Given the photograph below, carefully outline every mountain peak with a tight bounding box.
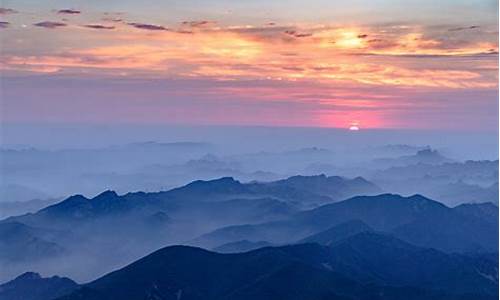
[416,148,440,156]
[187,177,242,188]
[92,190,119,200]
[286,174,328,181]
[351,176,372,184]
[407,194,447,208]
[168,177,248,197]
[15,272,42,281]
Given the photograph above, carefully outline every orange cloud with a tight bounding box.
[1,22,497,90]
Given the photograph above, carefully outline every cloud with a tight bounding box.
[176,29,194,34]
[284,30,313,38]
[181,21,217,29]
[83,24,115,30]
[57,9,81,14]
[0,8,17,14]
[0,21,9,28]
[181,20,216,28]
[127,22,168,31]
[3,21,497,91]
[448,25,480,32]
[33,21,67,29]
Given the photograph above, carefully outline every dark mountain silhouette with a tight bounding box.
[324,232,498,295]
[167,177,251,199]
[57,240,497,300]
[0,272,78,300]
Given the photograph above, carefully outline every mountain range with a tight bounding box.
[0,174,497,300]
[194,193,498,253]
[55,232,498,300]
[0,175,382,282]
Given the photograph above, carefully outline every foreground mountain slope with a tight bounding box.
[58,240,497,300]
[325,232,498,295]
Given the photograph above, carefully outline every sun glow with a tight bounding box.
[349,122,360,131]
[336,31,365,48]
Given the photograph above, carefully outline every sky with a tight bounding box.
[0,0,498,131]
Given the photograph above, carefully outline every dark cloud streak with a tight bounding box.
[127,22,168,31]
[33,21,67,29]
[58,9,81,14]
[284,30,312,38]
[83,24,115,30]
[181,20,216,27]
[448,25,479,32]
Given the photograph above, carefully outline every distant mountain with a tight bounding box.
[430,181,499,206]
[370,160,498,206]
[195,194,498,253]
[0,142,213,200]
[373,160,498,184]
[222,147,337,175]
[373,149,453,167]
[167,177,251,199]
[371,144,430,156]
[212,240,272,253]
[257,175,381,204]
[0,222,66,264]
[297,220,373,245]
[57,241,497,300]
[0,199,58,219]
[0,184,50,203]
[246,174,382,208]
[131,154,283,190]
[0,272,78,300]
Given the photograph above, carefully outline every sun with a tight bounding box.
[349,122,360,131]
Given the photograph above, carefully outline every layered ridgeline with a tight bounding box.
[0,175,497,300]
[195,194,498,253]
[0,175,381,282]
[4,144,497,208]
